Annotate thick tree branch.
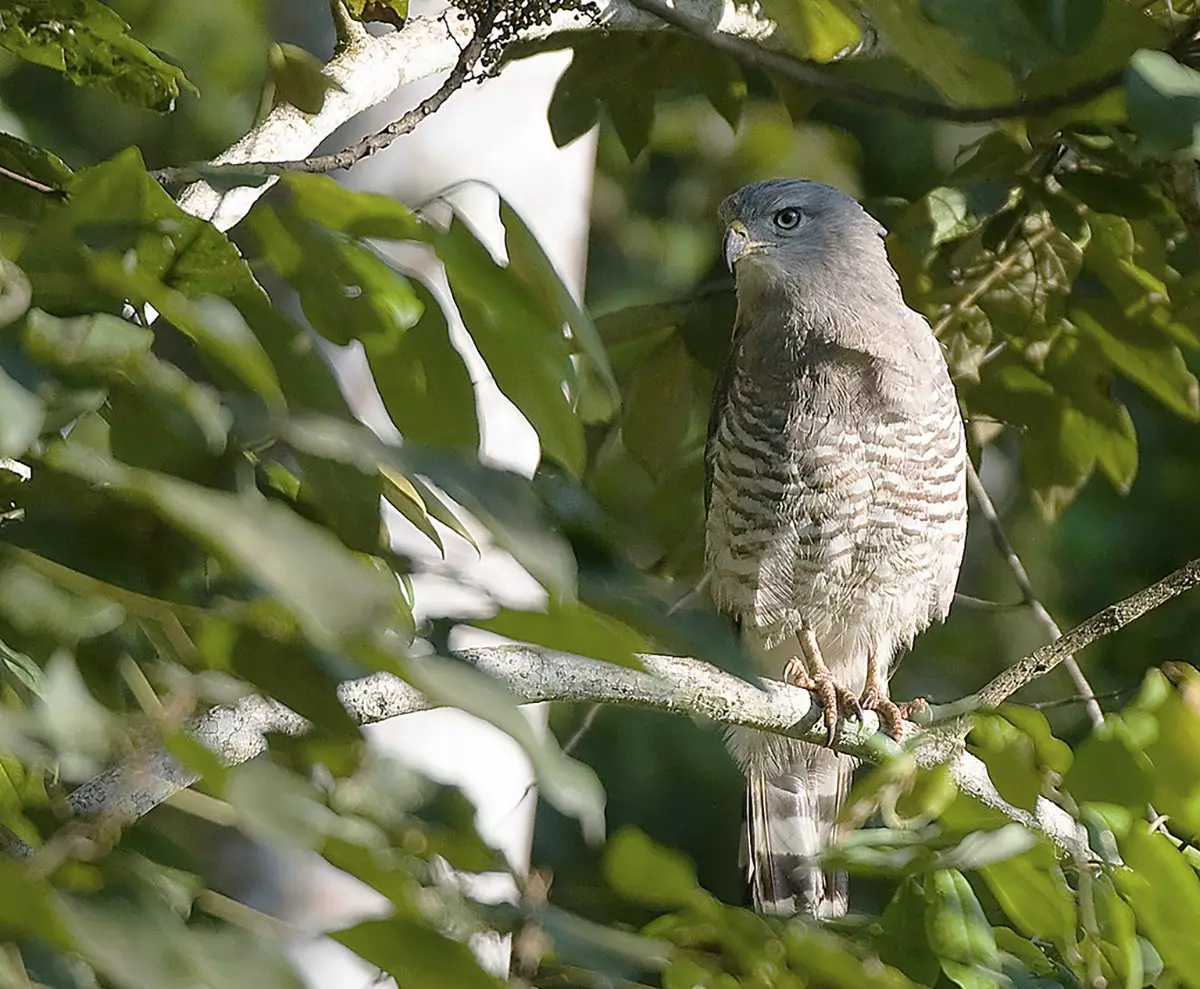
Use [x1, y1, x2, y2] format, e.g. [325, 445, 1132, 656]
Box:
[153, 2, 501, 188]
[60, 646, 1086, 857]
[166, 0, 774, 232]
[966, 460, 1104, 727]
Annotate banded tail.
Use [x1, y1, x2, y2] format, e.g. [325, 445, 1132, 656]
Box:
[744, 745, 854, 918]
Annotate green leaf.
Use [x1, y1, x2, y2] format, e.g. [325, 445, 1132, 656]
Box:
[283, 416, 575, 596]
[855, 0, 1016, 107]
[969, 713, 1042, 812]
[247, 204, 423, 348]
[1014, 0, 1105, 53]
[925, 869, 1003, 989]
[436, 214, 584, 476]
[0, 858, 71, 947]
[365, 280, 480, 451]
[266, 42, 343, 115]
[381, 468, 445, 556]
[500, 199, 620, 407]
[0, 0, 196, 111]
[978, 844, 1076, 950]
[1126, 50, 1200, 158]
[405, 654, 606, 840]
[622, 334, 693, 478]
[46, 445, 401, 648]
[1071, 301, 1200, 421]
[474, 600, 645, 669]
[345, 0, 407, 27]
[878, 879, 942, 986]
[1117, 822, 1200, 987]
[333, 917, 500, 989]
[0, 363, 44, 458]
[1063, 720, 1154, 809]
[603, 826, 707, 909]
[22, 308, 153, 370]
[541, 33, 745, 158]
[91, 262, 285, 410]
[760, 0, 861, 62]
[20, 148, 264, 315]
[0, 132, 70, 222]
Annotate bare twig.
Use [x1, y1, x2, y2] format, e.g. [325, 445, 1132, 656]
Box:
[153, 3, 500, 187]
[625, 0, 1123, 123]
[938, 555, 1200, 721]
[966, 460, 1105, 727]
[0, 165, 62, 197]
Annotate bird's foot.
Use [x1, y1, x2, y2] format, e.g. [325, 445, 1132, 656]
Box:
[783, 657, 863, 746]
[859, 685, 929, 740]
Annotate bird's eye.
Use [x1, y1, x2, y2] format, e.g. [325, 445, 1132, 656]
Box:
[773, 207, 803, 230]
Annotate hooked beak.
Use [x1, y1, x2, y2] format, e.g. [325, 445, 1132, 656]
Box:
[722, 220, 757, 271]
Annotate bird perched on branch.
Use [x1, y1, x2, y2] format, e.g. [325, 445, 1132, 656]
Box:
[704, 179, 967, 918]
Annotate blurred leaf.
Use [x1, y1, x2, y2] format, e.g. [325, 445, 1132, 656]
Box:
[969, 713, 1042, 812]
[60, 893, 303, 989]
[247, 204, 423, 348]
[283, 416, 575, 595]
[604, 826, 707, 909]
[543, 33, 745, 158]
[474, 600, 645, 669]
[1117, 821, 1200, 987]
[266, 43, 343, 115]
[0, 0, 196, 111]
[856, 0, 1015, 106]
[226, 760, 347, 849]
[47, 444, 401, 648]
[622, 334, 693, 478]
[365, 280, 480, 451]
[22, 308, 153, 370]
[1062, 721, 1154, 809]
[542, 903, 672, 977]
[406, 654, 606, 840]
[978, 843, 1076, 950]
[1071, 301, 1200, 421]
[0, 562, 123, 643]
[345, 0, 407, 27]
[762, 0, 861, 62]
[333, 917, 500, 989]
[0, 858, 70, 946]
[999, 706, 1072, 775]
[500, 199, 619, 405]
[437, 213, 584, 476]
[0, 364, 44, 458]
[926, 869, 1003, 989]
[878, 878, 941, 986]
[0, 132, 70, 222]
[1126, 50, 1200, 158]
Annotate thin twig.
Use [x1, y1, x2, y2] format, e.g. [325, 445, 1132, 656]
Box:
[954, 592, 1025, 611]
[939, 555, 1200, 721]
[966, 460, 1105, 727]
[152, 1, 500, 187]
[0, 164, 62, 197]
[625, 0, 1123, 123]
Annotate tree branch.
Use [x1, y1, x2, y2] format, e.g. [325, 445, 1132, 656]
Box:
[966, 460, 1105, 727]
[624, 0, 1124, 123]
[936, 555, 1200, 722]
[153, 2, 500, 187]
[59, 646, 1086, 857]
[166, 1, 775, 232]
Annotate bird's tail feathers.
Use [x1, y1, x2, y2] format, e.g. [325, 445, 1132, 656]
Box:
[744, 747, 853, 918]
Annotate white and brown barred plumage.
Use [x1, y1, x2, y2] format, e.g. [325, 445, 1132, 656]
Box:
[704, 180, 967, 918]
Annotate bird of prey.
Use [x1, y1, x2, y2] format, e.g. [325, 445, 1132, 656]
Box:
[704, 179, 967, 918]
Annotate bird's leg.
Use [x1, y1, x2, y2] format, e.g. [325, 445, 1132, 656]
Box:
[860, 653, 927, 740]
[784, 627, 862, 747]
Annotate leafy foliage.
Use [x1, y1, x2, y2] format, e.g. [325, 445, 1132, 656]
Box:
[0, 0, 1198, 987]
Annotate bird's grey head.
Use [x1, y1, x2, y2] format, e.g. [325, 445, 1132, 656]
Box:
[719, 180, 891, 294]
